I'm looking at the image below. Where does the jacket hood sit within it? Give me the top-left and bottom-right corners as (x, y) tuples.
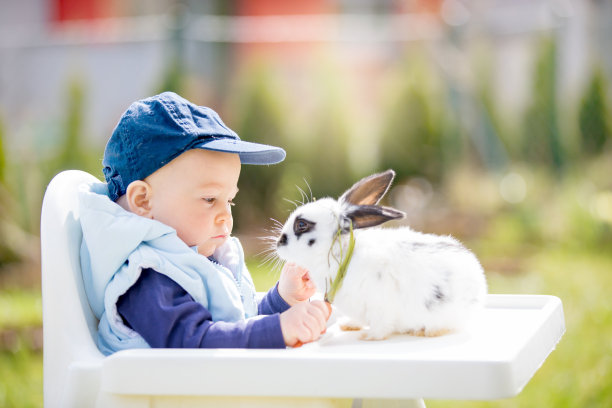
(78, 181), (177, 318)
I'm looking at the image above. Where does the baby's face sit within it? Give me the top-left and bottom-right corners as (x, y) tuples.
(145, 149), (241, 257)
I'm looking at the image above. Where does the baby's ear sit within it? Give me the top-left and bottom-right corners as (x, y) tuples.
(125, 180), (153, 218)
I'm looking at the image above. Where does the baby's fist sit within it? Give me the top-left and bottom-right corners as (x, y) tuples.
(278, 263), (317, 305)
(279, 300), (331, 347)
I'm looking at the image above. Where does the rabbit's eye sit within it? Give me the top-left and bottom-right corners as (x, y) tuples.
(293, 217), (315, 237)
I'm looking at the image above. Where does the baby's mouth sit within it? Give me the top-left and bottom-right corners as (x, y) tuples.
(212, 227), (231, 240)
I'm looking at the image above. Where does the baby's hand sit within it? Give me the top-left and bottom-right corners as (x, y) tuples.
(279, 300), (331, 347)
(278, 263), (317, 306)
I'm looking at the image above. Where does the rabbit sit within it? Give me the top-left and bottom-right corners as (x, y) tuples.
(275, 170), (487, 340)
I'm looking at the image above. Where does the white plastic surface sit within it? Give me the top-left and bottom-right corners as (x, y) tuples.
(102, 294), (564, 400)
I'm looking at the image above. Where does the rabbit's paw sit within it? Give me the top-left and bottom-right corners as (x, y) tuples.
(340, 323), (363, 331)
(360, 328), (391, 341)
(406, 328), (426, 337)
(424, 328), (452, 337)
(338, 317), (363, 331)
(407, 327), (452, 337)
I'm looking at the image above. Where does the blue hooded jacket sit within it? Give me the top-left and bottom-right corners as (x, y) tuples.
(78, 179), (258, 355)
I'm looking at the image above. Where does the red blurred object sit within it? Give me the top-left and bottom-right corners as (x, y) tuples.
(52, 0), (116, 22)
(235, 0), (335, 16)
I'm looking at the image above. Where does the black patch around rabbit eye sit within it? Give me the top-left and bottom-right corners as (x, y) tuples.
(293, 216), (316, 239)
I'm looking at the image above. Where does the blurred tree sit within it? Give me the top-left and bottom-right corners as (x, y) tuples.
(0, 116), (5, 185)
(41, 76), (101, 184)
(522, 37), (565, 173)
(578, 67), (611, 157)
(31, 77), (100, 231)
(305, 69), (352, 199)
(230, 64), (290, 230)
(158, 59), (184, 96)
(57, 78), (87, 171)
(0, 117), (21, 267)
(1, 76), (102, 276)
(156, 2), (187, 95)
(473, 62), (509, 173)
(378, 56), (449, 183)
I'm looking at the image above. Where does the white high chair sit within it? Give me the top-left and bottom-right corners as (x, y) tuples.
(41, 170), (565, 408)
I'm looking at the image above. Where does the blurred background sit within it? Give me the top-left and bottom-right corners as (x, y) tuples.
(1, 0), (611, 406)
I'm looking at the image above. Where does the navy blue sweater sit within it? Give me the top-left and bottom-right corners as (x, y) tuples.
(117, 268), (289, 349)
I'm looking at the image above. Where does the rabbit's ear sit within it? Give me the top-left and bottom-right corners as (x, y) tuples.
(340, 170), (396, 207)
(344, 204), (405, 229)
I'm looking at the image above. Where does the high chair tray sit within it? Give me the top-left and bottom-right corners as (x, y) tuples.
(101, 294), (564, 400)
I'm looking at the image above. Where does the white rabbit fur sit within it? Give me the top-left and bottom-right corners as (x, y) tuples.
(276, 170), (487, 340)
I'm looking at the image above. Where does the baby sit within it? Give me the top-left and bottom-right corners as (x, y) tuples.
(79, 92), (329, 355)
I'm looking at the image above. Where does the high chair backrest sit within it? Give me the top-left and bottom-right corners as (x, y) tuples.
(40, 170), (105, 408)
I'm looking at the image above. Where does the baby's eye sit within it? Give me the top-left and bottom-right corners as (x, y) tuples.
(228, 199), (236, 207)
(203, 197), (216, 204)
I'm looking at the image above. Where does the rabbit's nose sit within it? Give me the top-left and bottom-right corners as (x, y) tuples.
(278, 234), (288, 247)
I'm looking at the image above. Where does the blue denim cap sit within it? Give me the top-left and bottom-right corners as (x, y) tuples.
(103, 92), (286, 201)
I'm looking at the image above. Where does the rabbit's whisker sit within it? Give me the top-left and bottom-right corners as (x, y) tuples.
(303, 178), (314, 203)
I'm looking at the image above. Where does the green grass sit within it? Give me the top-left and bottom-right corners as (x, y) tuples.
(0, 289), (43, 408)
(0, 348), (42, 408)
(0, 289), (42, 329)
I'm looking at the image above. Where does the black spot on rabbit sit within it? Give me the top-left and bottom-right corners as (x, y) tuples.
(425, 285), (448, 310)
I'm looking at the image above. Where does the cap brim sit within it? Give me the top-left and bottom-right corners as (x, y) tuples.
(197, 138), (286, 165)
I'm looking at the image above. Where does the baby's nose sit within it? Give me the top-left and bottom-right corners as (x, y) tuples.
(217, 205), (232, 222)
(277, 233), (288, 247)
